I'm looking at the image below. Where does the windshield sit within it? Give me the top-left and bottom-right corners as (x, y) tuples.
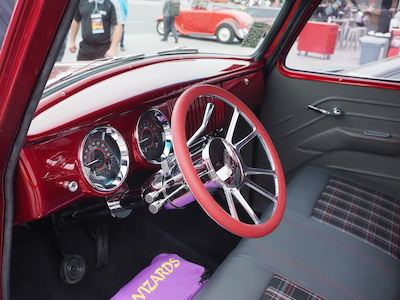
(56, 0), (285, 63)
(6, 0), (399, 89)
(0, 0), (16, 49)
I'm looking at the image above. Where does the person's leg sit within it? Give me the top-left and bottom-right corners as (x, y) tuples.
(171, 17), (178, 43)
(162, 16), (172, 41)
(120, 24), (125, 50)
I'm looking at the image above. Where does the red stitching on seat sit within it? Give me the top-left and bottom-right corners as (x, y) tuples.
(241, 243), (365, 300)
(312, 176), (400, 259)
(286, 219), (400, 278)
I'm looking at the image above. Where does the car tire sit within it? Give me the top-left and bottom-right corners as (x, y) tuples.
(156, 20), (164, 36)
(216, 25), (234, 44)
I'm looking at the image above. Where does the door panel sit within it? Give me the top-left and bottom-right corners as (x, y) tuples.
(260, 68), (400, 191)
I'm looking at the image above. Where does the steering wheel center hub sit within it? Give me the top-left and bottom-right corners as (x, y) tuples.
(203, 137), (243, 188)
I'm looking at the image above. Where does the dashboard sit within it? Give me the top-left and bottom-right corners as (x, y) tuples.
(13, 57), (264, 224)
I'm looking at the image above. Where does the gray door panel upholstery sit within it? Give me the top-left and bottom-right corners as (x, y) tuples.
(260, 68), (400, 190)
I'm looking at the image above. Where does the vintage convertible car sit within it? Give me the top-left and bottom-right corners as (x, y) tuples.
(1, 0), (400, 299)
(155, 0), (253, 43)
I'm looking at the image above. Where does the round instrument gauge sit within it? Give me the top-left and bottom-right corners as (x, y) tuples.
(80, 126), (129, 192)
(136, 109), (171, 164)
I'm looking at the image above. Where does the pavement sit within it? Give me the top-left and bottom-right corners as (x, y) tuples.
(286, 40), (363, 72)
(61, 0), (371, 73)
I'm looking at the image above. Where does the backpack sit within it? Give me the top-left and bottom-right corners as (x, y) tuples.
(324, 0), (341, 17)
(169, 0), (180, 17)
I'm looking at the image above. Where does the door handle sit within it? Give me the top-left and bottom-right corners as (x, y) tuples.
(308, 105), (343, 118)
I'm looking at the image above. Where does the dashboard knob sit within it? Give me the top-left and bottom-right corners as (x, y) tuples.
(59, 181), (78, 192)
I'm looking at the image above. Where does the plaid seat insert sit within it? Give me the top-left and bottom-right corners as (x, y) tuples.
(312, 176), (400, 259)
(262, 275), (325, 300)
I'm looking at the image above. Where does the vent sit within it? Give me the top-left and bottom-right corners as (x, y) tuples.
(168, 95), (227, 139)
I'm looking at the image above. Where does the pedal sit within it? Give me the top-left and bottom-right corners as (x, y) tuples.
(96, 224), (108, 268)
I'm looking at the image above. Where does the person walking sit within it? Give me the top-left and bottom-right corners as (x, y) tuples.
(117, 0), (128, 51)
(161, 0), (180, 43)
(69, 0), (124, 61)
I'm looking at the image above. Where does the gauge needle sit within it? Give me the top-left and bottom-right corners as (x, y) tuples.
(140, 137), (149, 144)
(86, 159), (99, 167)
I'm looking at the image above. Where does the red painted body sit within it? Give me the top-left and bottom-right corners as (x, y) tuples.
(156, 1), (253, 39)
(0, 0), (69, 293)
(175, 8), (252, 36)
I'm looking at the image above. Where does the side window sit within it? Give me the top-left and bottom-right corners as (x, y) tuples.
(285, 0), (400, 81)
(0, 0), (16, 51)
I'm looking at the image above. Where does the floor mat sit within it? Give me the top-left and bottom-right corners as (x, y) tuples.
(10, 203), (240, 300)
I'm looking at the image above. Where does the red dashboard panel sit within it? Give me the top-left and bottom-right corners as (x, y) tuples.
(14, 57), (264, 224)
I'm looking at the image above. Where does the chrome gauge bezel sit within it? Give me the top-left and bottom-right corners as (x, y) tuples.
(80, 126), (129, 192)
(135, 109), (171, 164)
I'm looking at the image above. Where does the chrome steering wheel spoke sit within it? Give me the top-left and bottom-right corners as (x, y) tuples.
(243, 177), (278, 205)
(222, 185), (261, 225)
(244, 166), (276, 177)
(225, 108), (240, 144)
(222, 186), (239, 221)
(234, 128), (258, 151)
(230, 186), (261, 225)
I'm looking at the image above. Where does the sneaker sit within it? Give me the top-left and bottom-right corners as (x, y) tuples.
(121, 47), (126, 51)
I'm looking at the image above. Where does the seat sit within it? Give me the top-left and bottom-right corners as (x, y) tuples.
(335, 23), (347, 50)
(194, 166), (400, 300)
(345, 26), (366, 50)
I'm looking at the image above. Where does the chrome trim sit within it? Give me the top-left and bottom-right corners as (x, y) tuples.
(135, 109), (172, 164)
(187, 102), (215, 147)
(200, 97), (279, 225)
(202, 137), (262, 224)
(80, 126), (129, 192)
(308, 105), (343, 117)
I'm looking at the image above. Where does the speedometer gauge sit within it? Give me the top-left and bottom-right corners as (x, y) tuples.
(80, 126), (129, 192)
(136, 109), (171, 164)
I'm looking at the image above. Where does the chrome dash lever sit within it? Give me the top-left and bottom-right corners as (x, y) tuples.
(187, 102), (215, 147)
(308, 105), (343, 118)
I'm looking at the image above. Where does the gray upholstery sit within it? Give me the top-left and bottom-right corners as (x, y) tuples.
(194, 166), (400, 300)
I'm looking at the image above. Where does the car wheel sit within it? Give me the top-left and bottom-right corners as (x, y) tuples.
(156, 20), (164, 36)
(216, 25), (234, 44)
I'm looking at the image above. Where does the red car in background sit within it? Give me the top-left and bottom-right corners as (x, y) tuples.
(156, 0), (253, 43)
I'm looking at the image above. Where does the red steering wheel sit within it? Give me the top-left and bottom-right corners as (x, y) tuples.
(171, 84), (286, 238)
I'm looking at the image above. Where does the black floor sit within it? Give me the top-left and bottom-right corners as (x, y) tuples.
(10, 202), (240, 300)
